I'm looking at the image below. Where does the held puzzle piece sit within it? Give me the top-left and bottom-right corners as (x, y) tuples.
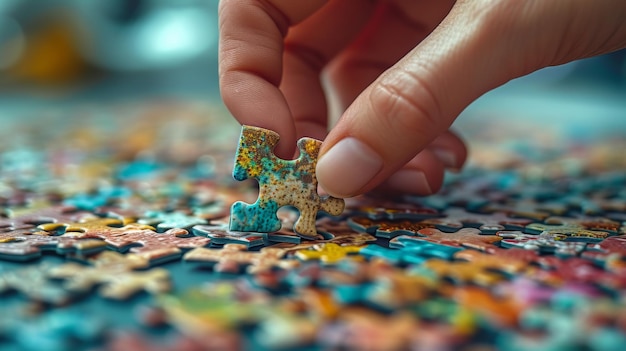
(229, 125), (345, 238)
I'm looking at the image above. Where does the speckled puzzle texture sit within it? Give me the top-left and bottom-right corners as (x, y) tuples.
(229, 125), (345, 238)
(1, 101), (626, 351)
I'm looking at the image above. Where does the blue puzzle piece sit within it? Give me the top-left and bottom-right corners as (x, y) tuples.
(360, 244), (428, 265)
(389, 235), (464, 260)
(139, 210), (208, 232)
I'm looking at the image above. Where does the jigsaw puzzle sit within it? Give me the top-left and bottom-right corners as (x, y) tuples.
(0, 101), (625, 351)
(229, 125), (345, 238)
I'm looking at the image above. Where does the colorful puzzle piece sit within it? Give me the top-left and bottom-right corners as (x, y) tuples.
(349, 203), (440, 220)
(542, 215), (622, 234)
(295, 243), (362, 265)
(184, 243), (299, 274)
(0, 201), (88, 232)
(266, 207), (333, 243)
(0, 309), (108, 351)
(40, 218), (210, 264)
(417, 227), (502, 251)
(497, 230), (587, 257)
(138, 210), (208, 232)
(583, 235), (626, 261)
(389, 235), (464, 260)
(192, 223), (266, 247)
(422, 259), (506, 286)
(49, 251), (172, 299)
(525, 222), (610, 241)
(348, 216), (436, 238)
(0, 263), (74, 305)
(0, 228), (106, 261)
(424, 207), (533, 234)
(157, 282), (266, 333)
(229, 125), (345, 238)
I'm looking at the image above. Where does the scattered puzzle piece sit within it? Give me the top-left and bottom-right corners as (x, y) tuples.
(184, 243), (299, 274)
(454, 249), (528, 274)
(525, 222), (610, 241)
(295, 243), (362, 265)
(424, 207), (533, 234)
(348, 216), (436, 238)
(349, 203), (440, 220)
(192, 223), (266, 248)
(138, 210), (208, 232)
(422, 258), (506, 286)
(0, 201), (88, 232)
(157, 282), (266, 333)
(583, 235), (626, 261)
(229, 125), (345, 238)
(389, 235), (464, 260)
(49, 251), (171, 299)
(0, 228), (106, 261)
(40, 218), (210, 264)
(0, 263), (74, 305)
(417, 227), (502, 251)
(0, 309), (108, 351)
(542, 215), (622, 234)
(497, 230), (587, 257)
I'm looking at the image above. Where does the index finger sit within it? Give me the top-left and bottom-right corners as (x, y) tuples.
(218, 0), (327, 157)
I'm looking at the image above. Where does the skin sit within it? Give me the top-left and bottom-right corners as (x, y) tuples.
(218, 0), (626, 198)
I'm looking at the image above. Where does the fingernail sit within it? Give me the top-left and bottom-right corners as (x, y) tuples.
(316, 138), (383, 197)
(431, 148), (457, 169)
(387, 170), (432, 195)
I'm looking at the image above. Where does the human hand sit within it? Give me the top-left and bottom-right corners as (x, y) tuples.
(219, 0), (626, 198)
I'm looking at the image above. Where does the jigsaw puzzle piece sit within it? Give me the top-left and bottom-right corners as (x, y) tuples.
(541, 215), (622, 234)
(388, 235), (465, 260)
(314, 217), (376, 246)
(138, 210), (208, 232)
(424, 207), (533, 234)
(64, 185), (131, 210)
(0, 228), (106, 261)
(497, 230), (587, 257)
(192, 223), (266, 248)
(295, 243), (362, 265)
(416, 227), (502, 251)
(0, 201), (88, 232)
(525, 222), (610, 242)
(582, 235), (626, 262)
(0, 309), (108, 351)
(524, 256), (626, 291)
(40, 218), (210, 265)
(348, 216), (436, 238)
(453, 249), (528, 275)
(49, 251), (171, 299)
(348, 202), (440, 221)
(452, 287), (522, 328)
(183, 243), (299, 274)
(267, 207), (331, 243)
(229, 125), (344, 238)
(0, 263), (75, 305)
(420, 259), (507, 286)
(157, 282), (266, 333)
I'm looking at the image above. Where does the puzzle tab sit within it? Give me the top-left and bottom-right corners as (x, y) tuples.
(229, 125), (345, 238)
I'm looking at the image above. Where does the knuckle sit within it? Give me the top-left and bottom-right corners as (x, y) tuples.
(370, 70), (443, 139)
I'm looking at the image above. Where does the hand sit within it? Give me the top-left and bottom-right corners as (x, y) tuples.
(218, 0), (626, 198)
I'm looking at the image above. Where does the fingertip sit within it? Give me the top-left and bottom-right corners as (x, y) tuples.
(316, 137), (383, 198)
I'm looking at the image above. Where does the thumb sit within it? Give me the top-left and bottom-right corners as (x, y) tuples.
(317, 2), (513, 198)
(316, 0), (626, 198)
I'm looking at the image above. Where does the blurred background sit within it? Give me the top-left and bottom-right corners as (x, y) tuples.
(0, 0), (624, 172)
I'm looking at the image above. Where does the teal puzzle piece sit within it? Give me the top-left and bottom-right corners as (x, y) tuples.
(229, 126), (345, 238)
